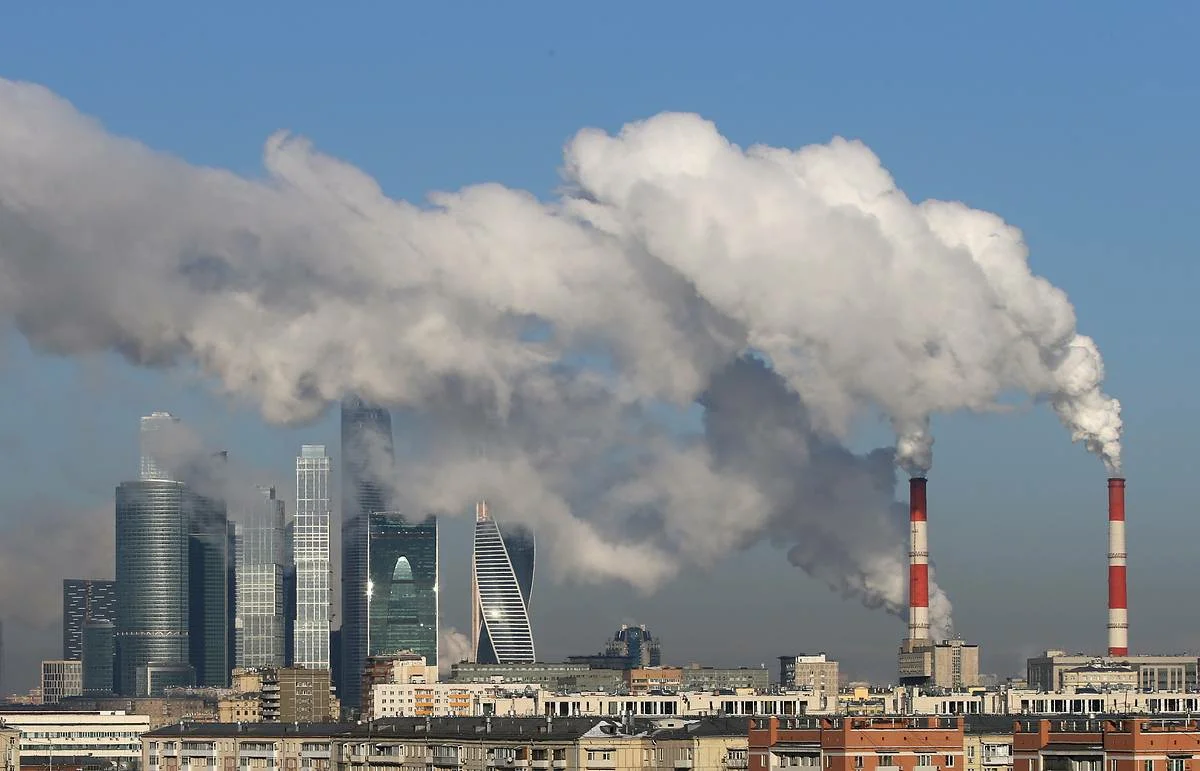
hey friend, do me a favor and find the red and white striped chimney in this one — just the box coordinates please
[1107,477,1128,656]
[908,476,930,642]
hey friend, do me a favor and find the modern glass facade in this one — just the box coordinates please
[366,511,438,666]
[62,579,117,660]
[138,411,180,481]
[471,502,536,665]
[234,486,287,668]
[294,445,331,670]
[340,397,394,711]
[115,480,230,695]
[81,620,115,694]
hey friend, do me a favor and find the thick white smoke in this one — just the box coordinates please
[0,78,1123,636]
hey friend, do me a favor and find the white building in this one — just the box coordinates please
[40,660,82,705]
[294,445,332,670]
[0,710,150,768]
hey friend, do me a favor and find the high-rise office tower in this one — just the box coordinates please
[366,511,438,665]
[235,486,287,669]
[340,396,394,711]
[139,411,181,481]
[81,620,115,694]
[115,480,230,694]
[62,580,117,660]
[471,502,535,664]
[294,445,332,670]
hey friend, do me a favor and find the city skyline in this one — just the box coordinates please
[0,3,1198,698]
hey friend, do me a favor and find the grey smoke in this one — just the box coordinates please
[0,78,1124,635]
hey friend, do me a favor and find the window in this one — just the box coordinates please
[1168,761,1186,771]
[1147,761,1155,771]
[880,756,896,767]
[947,756,956,767]
[856,757,864,769]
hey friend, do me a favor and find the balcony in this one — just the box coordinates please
[674,760,693,769]
[725,759,748,770]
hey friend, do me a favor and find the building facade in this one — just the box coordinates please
[749,716,965,771]
[294,445,332,670]
[779,654,840,698]
[62,580,117,661]
[0,725,17,771]
[115,479,230,695]
[235,486,288,669]
[367,511,438,666]
[340,396,395,711]
[1013,717,1200,771]
[1025,651,1198,692]
[81,620,115,694]
[0,710,150,770]
[139,411,181,481]
[40,660,83,704]
[471,502,536,665]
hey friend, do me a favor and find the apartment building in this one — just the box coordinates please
[749,715,965,771]
[142,722,346,771]
[0,725,18,771]
[1013,717,1200,771]
[0,710,150,771]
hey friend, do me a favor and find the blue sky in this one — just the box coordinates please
[1,3,1198,692]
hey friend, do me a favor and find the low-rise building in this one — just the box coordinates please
[225,667,334,723]
[0,710,150,771]
[963,717,1014,771]
[681,665,771,693]
[371,682,541,719]
[541,688,836,718]
[59,695,218,729]
[1026,652,1198,692]
[626,667,683,694]
[750,715,965,771]
[448,662,625,693]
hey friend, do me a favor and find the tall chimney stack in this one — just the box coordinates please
[908,476,930,642]
[1107,477,1128,656]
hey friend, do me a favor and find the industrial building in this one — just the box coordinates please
[1025,652,1198,691]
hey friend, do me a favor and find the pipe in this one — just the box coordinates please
[908,476,930,642]
[1107,477,1128,656]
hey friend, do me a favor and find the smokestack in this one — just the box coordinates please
[1107,477,1128,656]
[908,476,930,642]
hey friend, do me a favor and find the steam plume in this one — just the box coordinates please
[0,79,1122,630]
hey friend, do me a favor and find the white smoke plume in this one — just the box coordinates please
[0,78,1123,634]
[439,627,473,678]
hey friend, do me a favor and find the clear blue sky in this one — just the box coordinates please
[1,3,1198,693]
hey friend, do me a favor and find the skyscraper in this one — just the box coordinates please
[62,580,117,660]
[367,511,438,665]
[471,502,535,664]
[139,411,181,481]
[340,396,394,711]
[234,486,287,669]
[294,445,332,670]
[81,620,115,695]
[115,479,230,694]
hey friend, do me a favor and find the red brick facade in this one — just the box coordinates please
[1014,718,1200,771]
[749,716,965,771]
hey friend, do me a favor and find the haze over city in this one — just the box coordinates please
[0,2,1198,702]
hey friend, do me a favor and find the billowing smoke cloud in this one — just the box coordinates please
[439,627,473,678]
[0,78,1123,636]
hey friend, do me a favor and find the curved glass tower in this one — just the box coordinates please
[471,502,536,665]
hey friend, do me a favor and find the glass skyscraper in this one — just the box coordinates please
[139,411,181,481]
[115,479,230,694]
[367,511,438,664]
[471,502,535,664]
[340,396,395,711]
[294,445,332,670]
[81,620,115,694]
[62,579,117,660]
[234,486,287,669]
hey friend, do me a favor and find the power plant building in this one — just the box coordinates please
[1026,651,1198,692]
[471,501,536,665]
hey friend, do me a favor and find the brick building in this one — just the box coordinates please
[749,716,965,771]
[1013,717,1200,771]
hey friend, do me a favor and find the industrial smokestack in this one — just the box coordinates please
[1107,477,1128,656]
[908,476,930,642]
